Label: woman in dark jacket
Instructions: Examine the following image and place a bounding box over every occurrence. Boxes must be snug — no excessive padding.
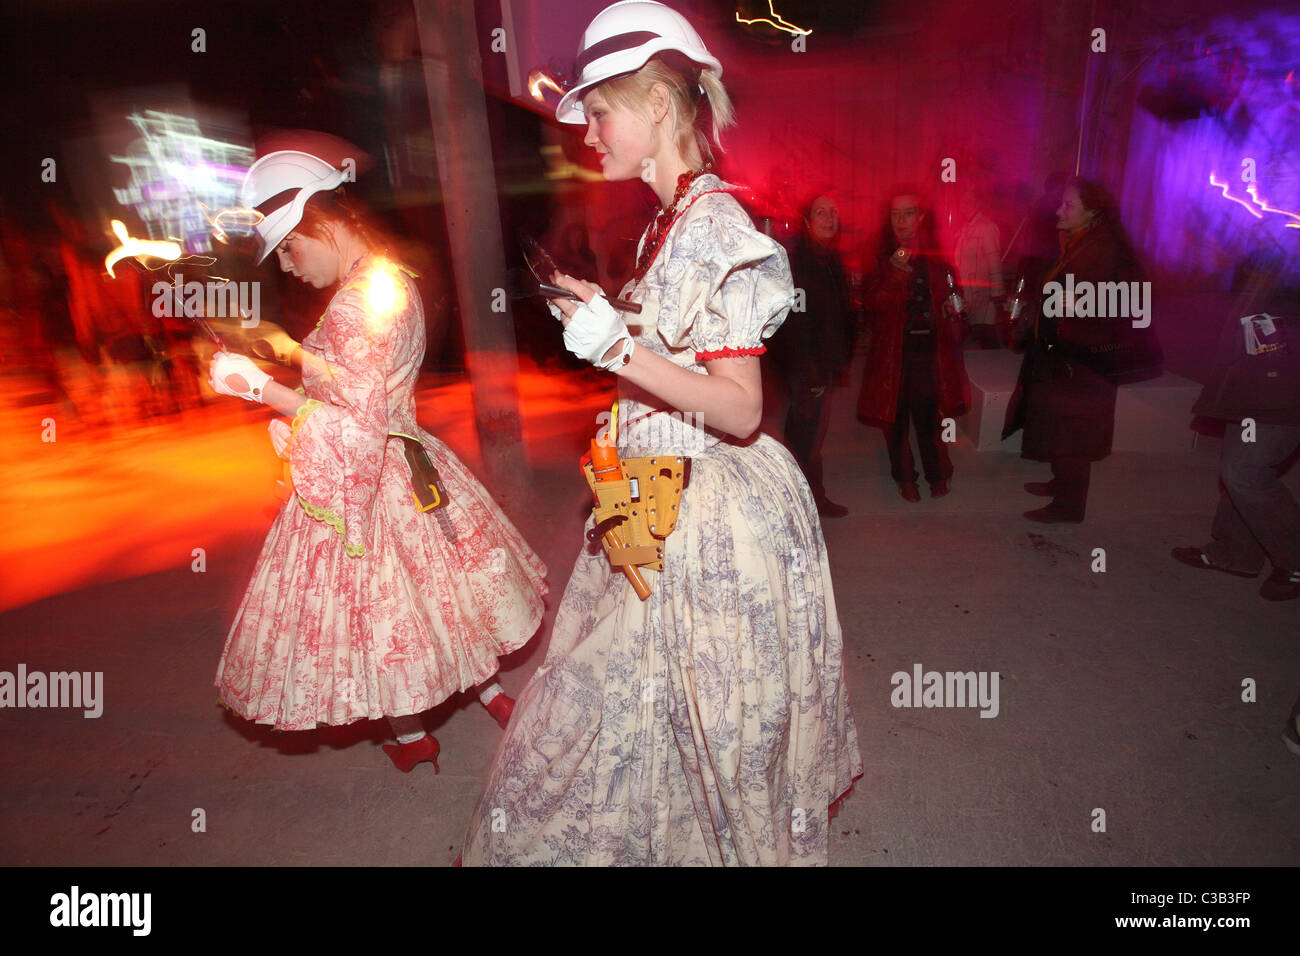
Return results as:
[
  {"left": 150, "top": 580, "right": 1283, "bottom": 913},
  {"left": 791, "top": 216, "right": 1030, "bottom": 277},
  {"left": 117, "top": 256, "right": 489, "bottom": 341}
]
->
[
  {"left": 857, "top": 190, "right": 969, "bottom": 501},
  {"left": 772, "top": 194, "right": 858, "bottom": 516},
  {"left": 1005, "top": 177, "right": 1147, "bottom": 522}
]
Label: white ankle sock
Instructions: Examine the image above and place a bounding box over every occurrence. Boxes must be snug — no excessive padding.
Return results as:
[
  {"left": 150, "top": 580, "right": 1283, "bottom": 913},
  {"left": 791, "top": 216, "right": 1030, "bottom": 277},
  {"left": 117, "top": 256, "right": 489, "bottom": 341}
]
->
[
  {"left": 478, "top": 683, "right": 505, "bottom": 707},
  {"left": 396, "top": 730, "right": 426, "bottom": 745}
]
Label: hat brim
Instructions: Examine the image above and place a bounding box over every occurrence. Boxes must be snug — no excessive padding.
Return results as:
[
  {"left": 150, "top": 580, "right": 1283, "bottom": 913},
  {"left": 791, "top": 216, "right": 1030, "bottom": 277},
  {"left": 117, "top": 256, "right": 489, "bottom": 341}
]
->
[
  {"left": 251, "top": 206, "right": 296, "bottom": 265},
  {"left": 249, "top": 176, "right": 344, "bottom": 265}
]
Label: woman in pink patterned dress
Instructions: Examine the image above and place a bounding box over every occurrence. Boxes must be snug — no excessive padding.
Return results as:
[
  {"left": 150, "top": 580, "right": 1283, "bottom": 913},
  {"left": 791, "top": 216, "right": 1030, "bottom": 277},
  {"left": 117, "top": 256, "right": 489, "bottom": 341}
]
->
[{"left": 208, "top": 148, "right": 547, "bottom": 772}]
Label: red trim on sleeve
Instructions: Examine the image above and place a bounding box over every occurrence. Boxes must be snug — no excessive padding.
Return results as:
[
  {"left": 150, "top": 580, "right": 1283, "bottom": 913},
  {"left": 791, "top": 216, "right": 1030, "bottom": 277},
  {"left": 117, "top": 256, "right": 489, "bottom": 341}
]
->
[{"left": 694, "top": 345, "right": 767, "bottom": 361}]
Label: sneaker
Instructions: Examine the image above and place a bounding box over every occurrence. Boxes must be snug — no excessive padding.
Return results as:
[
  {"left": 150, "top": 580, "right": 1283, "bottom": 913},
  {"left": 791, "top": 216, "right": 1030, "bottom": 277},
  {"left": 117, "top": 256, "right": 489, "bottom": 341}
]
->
[
  {"left": 930, "top": 479, "right": 950, "bottom": 498},
  {"left": 1170, "top": 547, "right": 1260, "bottom": 579},
  {"left": 1259, "top": 567, "right": 1300, "bottom": 601},
  {"left": 899, "top": 482, "right": 921, "bottom": 503}
]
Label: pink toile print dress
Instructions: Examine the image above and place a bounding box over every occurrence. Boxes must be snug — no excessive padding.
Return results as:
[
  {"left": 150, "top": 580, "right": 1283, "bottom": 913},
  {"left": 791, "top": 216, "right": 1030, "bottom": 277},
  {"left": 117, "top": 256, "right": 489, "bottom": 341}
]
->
[{"left": 215, "top": 256, "right": 547, "bottom": 731}]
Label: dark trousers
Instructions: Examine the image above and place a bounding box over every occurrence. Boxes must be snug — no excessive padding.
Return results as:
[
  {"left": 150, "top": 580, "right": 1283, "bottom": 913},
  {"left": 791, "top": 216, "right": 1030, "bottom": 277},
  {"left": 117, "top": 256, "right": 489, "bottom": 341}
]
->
[
  {"left": 1204, "top": 423, "right": 1300, "bottom": 573},
  {"left": 1047, "top": 458, "right": 1092, "bottom": 518},
  {"left": 784, "top": 383, "right": 831, "bottom": 501},
  {"left": 886, "top": 351, "right": 952, "bottom": 485}
]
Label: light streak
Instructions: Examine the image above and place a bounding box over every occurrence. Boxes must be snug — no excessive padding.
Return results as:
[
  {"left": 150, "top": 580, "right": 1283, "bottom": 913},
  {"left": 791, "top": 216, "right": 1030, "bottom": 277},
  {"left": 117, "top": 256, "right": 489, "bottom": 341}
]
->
[
  {"left": 735, "top": 2, "right": 811, "bottom": 36},
  {"left": 1209, "top": 173, "right": 1264, "bottom": 219},
  {"left": 1245, "top": 183, "right": 1300, "bottom": 229},
  {"left": 104, "top": 220, "right": 183, "bottom": 277},
  {"left": 528, "top": 70, "right": 564, "bottom": 102},
  {"left": 109, "top": 110, "right": 255, "bottom": 254},
  {"left": 202, "top": 203, "right": 263, "bottom": 245},
  {"left": 540, "top": 145, "right": 605, "bottom": 183}
]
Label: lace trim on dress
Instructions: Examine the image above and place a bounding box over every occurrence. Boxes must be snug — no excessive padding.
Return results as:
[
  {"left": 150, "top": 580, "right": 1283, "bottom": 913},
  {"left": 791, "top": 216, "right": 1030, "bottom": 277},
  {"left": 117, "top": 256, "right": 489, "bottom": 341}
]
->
[
  {"left": 291, "top": 398, "right": 322, "bottom": 435},
  {"left": 695, "top": 345, "right": 767, "bottom": 361},
  {"left": 296, "top": 496, "right": 366, "bottom": 557}
]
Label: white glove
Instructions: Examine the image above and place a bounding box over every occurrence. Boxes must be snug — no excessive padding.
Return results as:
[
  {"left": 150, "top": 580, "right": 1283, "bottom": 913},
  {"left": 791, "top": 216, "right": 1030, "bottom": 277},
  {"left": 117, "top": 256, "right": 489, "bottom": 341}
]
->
[
  {"left": 562, "top": 294, "right": 635, "bottom": 370},
  {"left": 209, "top": 351, "right": 272, "bottom": 403},
  {"left": 268, "top": 419, "right": 291, "bottom": 458}
]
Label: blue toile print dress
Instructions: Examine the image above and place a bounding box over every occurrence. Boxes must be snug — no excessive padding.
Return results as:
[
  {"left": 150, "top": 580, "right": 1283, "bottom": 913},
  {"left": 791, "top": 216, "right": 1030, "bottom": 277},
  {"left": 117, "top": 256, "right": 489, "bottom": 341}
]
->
[{"left": 462, "top": 175, "right": 861, "bottom": 865}]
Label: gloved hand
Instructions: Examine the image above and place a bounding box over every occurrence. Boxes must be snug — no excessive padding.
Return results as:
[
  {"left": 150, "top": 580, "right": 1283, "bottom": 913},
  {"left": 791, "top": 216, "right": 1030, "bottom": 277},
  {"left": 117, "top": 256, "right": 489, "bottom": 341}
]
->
[
  {"left": 208, "top": 351, "right": 272, "bottom": 403},
  {"left": 561, "top": 293, "right": 635, "bottom": 370},
  {"left": 268, "top": 419, "right": 291, "bottom": 458}
]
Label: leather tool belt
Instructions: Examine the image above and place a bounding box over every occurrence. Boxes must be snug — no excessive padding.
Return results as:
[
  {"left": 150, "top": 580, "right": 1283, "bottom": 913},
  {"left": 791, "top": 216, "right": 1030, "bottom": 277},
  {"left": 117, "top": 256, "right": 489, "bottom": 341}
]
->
[
  {"left": 393, "top": 433, "right": 447, "bottom": 512},
  {"left": 582, "top": 455, "right": 690, "bottom": 573},
  {"left": 393, "top": 433, "right": 458, "bottom": 542}
]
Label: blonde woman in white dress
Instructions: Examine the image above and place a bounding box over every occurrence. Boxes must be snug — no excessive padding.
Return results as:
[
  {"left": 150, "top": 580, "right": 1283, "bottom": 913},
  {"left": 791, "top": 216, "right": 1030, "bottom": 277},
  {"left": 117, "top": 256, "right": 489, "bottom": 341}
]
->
[{"left": 462, "top": 0, "right": 860, "bottom": 866}]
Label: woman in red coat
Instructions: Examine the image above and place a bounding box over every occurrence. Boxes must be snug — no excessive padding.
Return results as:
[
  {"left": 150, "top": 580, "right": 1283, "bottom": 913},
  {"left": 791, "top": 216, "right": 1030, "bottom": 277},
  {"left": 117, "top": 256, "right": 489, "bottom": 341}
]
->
[{"left": 857, "top": 190, "right": 969, "bottom": 500}]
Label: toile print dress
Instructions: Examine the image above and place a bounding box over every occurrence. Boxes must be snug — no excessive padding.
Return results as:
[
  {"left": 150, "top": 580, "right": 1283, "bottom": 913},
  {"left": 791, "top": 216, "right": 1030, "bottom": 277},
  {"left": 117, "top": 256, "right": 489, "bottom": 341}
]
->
[
  {"left": 215, "top": 256, "right": 547, "bottom": 731},
  {"left": 462, "top": 175, "right": 861, "bottom": 866}
]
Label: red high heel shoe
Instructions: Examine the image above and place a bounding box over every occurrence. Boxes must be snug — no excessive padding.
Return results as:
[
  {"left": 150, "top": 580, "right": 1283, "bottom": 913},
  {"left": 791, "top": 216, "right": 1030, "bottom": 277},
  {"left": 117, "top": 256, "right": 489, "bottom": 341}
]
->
[
  {"left": 484, "top": 693, "right": 515, "bottom": 730},
  {"left": 382, "top": 734, "right": 440, "bottom": 773}
]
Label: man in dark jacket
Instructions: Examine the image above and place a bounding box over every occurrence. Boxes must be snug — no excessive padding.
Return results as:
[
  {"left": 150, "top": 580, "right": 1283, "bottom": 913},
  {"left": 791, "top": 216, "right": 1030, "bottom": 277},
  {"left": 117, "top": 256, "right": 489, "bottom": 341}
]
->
[
  {"left": 1172, "top": 275, "right": 1300, "bottom": 601},
  {"left": 772, "top": 195, "right": 857, "bottom": 517}
]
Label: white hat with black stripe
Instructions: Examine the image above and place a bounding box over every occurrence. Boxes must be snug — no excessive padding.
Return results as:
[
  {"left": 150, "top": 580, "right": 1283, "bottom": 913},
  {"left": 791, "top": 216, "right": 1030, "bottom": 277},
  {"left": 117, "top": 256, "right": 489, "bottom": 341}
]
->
[
  {"left": 556, "top": 1, "right": 722, "bottom": 125},
  {"left": 240, "top": 150, "right": 347, "bottom": 264}
]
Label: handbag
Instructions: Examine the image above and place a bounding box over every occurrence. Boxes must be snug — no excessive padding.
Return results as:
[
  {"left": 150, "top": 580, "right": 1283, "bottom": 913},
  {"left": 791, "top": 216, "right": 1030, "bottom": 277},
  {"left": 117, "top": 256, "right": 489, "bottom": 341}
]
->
[{"left": 1209, "top": 315, "right": 1300, "bottom": 415}]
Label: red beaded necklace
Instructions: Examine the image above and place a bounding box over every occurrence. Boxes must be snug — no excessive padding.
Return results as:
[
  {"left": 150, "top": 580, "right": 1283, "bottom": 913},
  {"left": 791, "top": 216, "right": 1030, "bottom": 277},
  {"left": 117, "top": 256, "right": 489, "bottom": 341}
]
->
[{"left": 633, "top": 164, "right": 712, "bottom": 282}]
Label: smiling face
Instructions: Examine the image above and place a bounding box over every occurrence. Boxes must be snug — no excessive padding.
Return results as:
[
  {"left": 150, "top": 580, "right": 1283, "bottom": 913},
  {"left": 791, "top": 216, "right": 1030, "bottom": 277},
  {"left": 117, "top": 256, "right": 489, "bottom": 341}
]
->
[
  {"left": 274, "top": 229, "right": 339, "bottom": 288},
  {"left": 807, "top": 196, "right": 840, "bottom": 245},
  {"left": 581, "top": 88, "right": 655, "bottom": 182},
  {"left": 1055, "top": 185, "right": 1096, "bottom": 234}
]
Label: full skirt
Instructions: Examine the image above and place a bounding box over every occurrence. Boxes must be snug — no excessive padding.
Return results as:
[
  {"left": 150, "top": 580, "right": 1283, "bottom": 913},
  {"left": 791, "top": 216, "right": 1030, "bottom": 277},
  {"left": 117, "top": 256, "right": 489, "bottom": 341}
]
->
[
  {"left": 461, "top": 433, "right": 861, "bottom": 866},
  {"left": 215, "top": 433, "right": 547, "bottom": 730}
]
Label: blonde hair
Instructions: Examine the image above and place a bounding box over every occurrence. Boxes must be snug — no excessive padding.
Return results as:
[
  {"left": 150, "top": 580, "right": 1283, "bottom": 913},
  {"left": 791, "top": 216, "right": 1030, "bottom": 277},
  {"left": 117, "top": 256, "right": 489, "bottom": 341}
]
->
[{"left": 596, "top": 54, "right": 735, "bottom": 167}]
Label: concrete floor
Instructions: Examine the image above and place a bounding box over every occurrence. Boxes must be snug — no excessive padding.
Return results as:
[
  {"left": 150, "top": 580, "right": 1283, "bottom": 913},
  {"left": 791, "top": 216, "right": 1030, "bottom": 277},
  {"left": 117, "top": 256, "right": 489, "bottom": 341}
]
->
[{"left": 2, "top": 351, "right": 1297, "bottom": 867}]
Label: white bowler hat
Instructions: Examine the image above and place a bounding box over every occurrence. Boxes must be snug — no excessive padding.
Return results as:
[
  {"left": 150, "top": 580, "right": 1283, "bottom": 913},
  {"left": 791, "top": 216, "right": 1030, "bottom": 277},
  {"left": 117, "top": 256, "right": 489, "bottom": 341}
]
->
[
  {"left": 240, "top": 150, "right": 347, "bottom": 264},
  {"left": 556, "top": 0, "right": 722, "bottom": 125}
]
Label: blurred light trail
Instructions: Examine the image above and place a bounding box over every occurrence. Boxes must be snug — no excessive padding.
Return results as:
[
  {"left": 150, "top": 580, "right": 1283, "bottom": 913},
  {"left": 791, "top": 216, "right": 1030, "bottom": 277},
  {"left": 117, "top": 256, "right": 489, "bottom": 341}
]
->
[
  {"left": 1246, "top": 183, "right": 1300, "bottom": 229},
  {"left": 528, "top": 70, "right": 563, "bottom": 103},
  {"left": 1209, "top": 173, "right": 1264, "bottom": 219},
  {"left": 104, "top": 220, "right": 183, "bottom": 278},
  {"left": 1, "top": 360, "right": 613, "bottom": 612},
  {"left": 735, "top": 2, "right": 810, "bottom": 36}
]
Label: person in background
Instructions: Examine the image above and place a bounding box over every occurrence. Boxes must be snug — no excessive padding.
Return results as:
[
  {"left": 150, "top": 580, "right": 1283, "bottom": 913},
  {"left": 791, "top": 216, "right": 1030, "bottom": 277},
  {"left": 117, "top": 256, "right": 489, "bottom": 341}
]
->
[
  {"left": 1004, "top": 177, "right": 1148, "bottom": 523},
  {"left": 1172, "top": 266, "right": 1300, "bottom": 600},
  {"left": 857, "top": 188, "right": 969, "bottom": 501},
  {"left": 953, "top": 186, "right": 1004, "bottom": 349},
  {"left": 773, "top": 194, "right": 857, "bottom": 517}
]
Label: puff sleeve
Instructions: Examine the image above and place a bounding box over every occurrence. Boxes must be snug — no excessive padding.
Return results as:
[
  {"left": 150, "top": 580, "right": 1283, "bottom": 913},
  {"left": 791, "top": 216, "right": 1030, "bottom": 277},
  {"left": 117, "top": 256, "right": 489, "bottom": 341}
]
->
[{"left": 653, "top": 204, "right": 795, "bottom": 361}]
